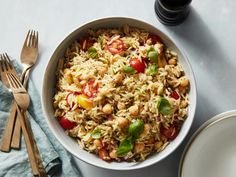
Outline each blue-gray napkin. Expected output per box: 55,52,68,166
0,61,82,177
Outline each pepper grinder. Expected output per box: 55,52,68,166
155,0,192,25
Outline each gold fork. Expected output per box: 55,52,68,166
0,53,21,152
20,30,39,83
11,30,39,148
6,73,46,177
6,73,30,109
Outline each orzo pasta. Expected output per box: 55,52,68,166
53,25,190,162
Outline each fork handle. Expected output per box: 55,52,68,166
15,105,46,176
0,101,17,152
10,112,21,149
24,111,47,177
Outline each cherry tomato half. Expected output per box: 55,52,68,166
98,149,110,161
80,37,95,51
106,39,124,54
170,91,180,100
59,117,77,130
129,58,146,73
82,80,98,98
148,34,163,44
160,124,179,140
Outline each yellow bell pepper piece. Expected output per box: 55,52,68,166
77,94,93,109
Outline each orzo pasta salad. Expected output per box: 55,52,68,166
53,25,190,162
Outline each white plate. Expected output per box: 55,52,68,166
179,110,236,177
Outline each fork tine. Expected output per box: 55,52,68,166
2,54,8,72
0,54,4,71
32,30,36,47
7,74,16,88
31,30,38,48
4,53,13,69
23,30,31,47
9,74,19,88
35,31,38,48
11,74,21,88
29,30,34,47
1,53,12,71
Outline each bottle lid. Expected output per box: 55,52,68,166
154,0,191,26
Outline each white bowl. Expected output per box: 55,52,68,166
42,17,197,170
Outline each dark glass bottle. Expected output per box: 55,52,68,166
154,0,192,25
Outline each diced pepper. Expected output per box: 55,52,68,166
77,94,93,109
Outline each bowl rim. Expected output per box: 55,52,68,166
42,16,197,170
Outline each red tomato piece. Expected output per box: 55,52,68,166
98,149,110,161
160,124,179,140
80,37,95,51
59,117,77,130
82,80,98,98
129,58,146,73
148,34,163,44
106,39,124,54
170,91,180,100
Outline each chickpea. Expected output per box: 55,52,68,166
140,124,151,137
94,139,102,149
102,104,113,114
117,117,130,129
66,74,73,84
117,102,126,110
168,58,177,65
114,73,123,84
134,142,145,153
109,149,117,159
129,105,139,116
180,100,188,108
98,67,107,76
146,38,152,45
155,141,163,151
179,76,189,87
147,137,155,144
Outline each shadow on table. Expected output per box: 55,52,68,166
164,7,236,129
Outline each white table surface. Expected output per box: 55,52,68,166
1,0,236,176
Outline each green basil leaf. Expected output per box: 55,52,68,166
128,119,144,138
157,97,172,115
88,47,98,58
148,50,158,62
148,64,158,75
117,136,134,156
147,47,155,53
123,66,136,74
91,127,101,139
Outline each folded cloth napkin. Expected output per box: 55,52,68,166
0,61,82,177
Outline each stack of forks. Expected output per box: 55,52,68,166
0,31,46,176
